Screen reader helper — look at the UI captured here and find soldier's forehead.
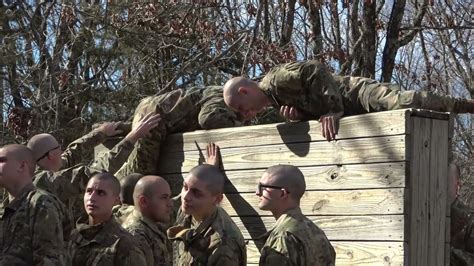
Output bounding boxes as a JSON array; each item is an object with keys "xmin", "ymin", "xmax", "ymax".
[{"xmin": 87, "ymin": 178, "xmax": 112, "ymax": 189}]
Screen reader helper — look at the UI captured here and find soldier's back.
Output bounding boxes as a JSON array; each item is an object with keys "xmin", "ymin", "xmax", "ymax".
[
  {"xmin": 123, "ymin": 209, "xmax": 173, "ymax": 266},
  {"xmin": 0, "ymin": 185, "xmax": 68, "ymax": 265},
  {"xmin": 260, "ymin": 207, "xmax": 335, "ymax": 266}
]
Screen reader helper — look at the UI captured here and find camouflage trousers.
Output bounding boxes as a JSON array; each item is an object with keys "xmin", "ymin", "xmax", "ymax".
[
  {"xmin": 336, "ymin": 76, "xmax": 468, "ymax": 116},
  {"xmin": 115, "ymin": 89, "xmax": 201, "ymax": 179}
]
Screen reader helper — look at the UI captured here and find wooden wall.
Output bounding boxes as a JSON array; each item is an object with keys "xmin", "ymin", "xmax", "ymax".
[{"xmin": 98, "ymin": 109, "xmax": 452, "ymax": 265}]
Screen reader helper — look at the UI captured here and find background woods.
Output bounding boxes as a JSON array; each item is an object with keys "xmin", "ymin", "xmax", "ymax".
[{"xmin": 1, "ymin": 0, "xmax": 472, "ymax": 204}]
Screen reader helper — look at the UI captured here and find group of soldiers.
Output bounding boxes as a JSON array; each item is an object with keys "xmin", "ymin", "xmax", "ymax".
[{"xmin": 1, "ymin": 59, "xmax": 473, "ymax": 265}]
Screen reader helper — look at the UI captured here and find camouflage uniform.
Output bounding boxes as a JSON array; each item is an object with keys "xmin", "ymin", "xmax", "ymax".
[
  {"xmin": 34, "ymin": 136, "xmax": 135, "ymax": 222},
  {"xmin": 167, "ymin": 207, "xmax": 247, "ymax": 266},
  {"xmin": 68, "ymin": 216, "xmax": 147, "ymax": 266},
  {"xmin": 260, "ymin": 60, "xmax": 470, "ymax": 119},
  {"xmin": 0, "ymin": 184, "xmax": 68, "ymax": 265},
  {"xmin": 112, "ymin": 203, "xmax": 135, "ymax": 225},
  {"xmin": 115, "ymin": 86, "xmax": 240, "ymax": 178},
  {"xmin": 450, "ymin": 198, "xmax": 474, "ymax": 265},
  {"xmin": 259, "ymin": 207, "xmax": 335, "ymax": 266},
  {"xmin": 123, "ymin": 209, "xmax": 173, "ymax": 266}
]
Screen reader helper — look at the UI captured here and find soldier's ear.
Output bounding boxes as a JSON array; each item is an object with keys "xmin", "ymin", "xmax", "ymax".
[{"xmin": 214, "ymin": 193, "xmax": 223, "ymax": 205}]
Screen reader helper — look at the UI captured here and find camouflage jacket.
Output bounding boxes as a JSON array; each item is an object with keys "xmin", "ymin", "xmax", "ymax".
[
  {"xmin": 260, "ymin": 60, "xmax": 344, "ymax": 119},
  {"xmin": 123, "ymin": 209, "xmax": 173, "ymax": 266},
  {"xmin": 259, "ymin": 207, "xmax": 335, "ymax": 266},
  {"xmin": 134, "ymin": 86, "xmax": 240, "ymax": 134},
  {"xmin": 168, "ymin": 207, "xmax": 247, "ymax": 266},
  {"xmin": 33, "ymin": 137, "xmax": 134, "ymax": 221},
  {"xmin": 68, "ymin": 216, "xmax": 146, "ymax": 266},
  {"xmin": 451, "ymin": 198, "xmax": 474, "ymax": 265},
  {"xmin": 0, "ymin": 184, "xmax": 68, "ymax": 265},
  {"xmin": 112, "ymin": 204, "xmax": 135, "ymax": 224},
  {"xmin": 259, "ymin": 60, "xmax": 414, "ymax": 119},
  {"xmin": 61, "ymin": 129, "xmax": 108, "ymax": 168}
]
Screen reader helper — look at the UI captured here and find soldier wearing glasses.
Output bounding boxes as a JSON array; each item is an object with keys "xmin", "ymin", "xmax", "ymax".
[
  {"xmin": 26, "ymin": 115, "xmax": 160, "ymax": 221},
  {"xmin": 256, "ymin": 164, "xmax": 335, "ymax": 266}
]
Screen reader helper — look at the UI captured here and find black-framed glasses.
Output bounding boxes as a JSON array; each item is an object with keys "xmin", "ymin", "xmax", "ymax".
[
  {"xmin": 257, "ymin": 182, "xmax": 289, "ymax": 195},
  {"xmin": 36, "ymin": 146, "xmax": 60, "ymax": 162}
]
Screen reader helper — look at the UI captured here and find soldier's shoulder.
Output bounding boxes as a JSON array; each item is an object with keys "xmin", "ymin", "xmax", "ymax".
[
  {"xmin": 212, "ymin": 208, "xmax": 245, "ymax": 244},
  {"xmin": 28, "ymin": 188, "xmax": 62, "ymax": 208}
]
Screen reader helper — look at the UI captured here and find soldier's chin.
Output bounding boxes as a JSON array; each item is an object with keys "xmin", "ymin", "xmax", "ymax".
[{"xmin": 181, "ymin": 205, "xmax": 193, "ymax": 214}]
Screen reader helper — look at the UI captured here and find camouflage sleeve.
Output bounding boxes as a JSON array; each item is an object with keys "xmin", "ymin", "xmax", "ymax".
[
  {"xmin": 198, "ymin": 90, "xmax": 238, "ymax": 130},
  {"xmin": 260, "ymin": 232, "xmax": 335, "ymax": 266},
  {"xmin": 261, "ymin": 60, "xmax": 344, "ymax": 117},
  {"xmin": 88, "ymin": 138, "xmax": 134, "ymax": 174},
  {"xmin": 33, "ymin": 166, "xmax": 88, "ymax": 204},
  {"xmin": 207, "ymin": 240, "xmax": 245, "ymax": 266},
  {"xmin": 30, "ymin": 192, "xmax": 67, "ymax": 265},
  {"xmin": 61, "ymin": 130, "xmax": 107, "ymax": 168}
]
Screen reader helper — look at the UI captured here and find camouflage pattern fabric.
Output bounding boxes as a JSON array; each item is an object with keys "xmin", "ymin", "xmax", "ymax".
[
  {"xmin": 0, "ymin": 184, "xmax": 69, "ymax": 265},
  {"xmin": 167, "ymin": 207, "xmax": 247, "ymax": 266},
  {"xmin": 123, "ymin": 209, "xmax": 173, "ymax": 266},
  {"xmin": 61, "ymin": 129, "xmax": 108, "ymax": 168},
  {"xmin": 115, "ymin": 86, "xmax": 240, "ymax": 178},
  {"xmin": 34, "ymin": 138, "xmax": 135, "ymax": 222},
  {"xmin": 112, "ymin": 204, "xmax": 135, "ymax": 225},
  {"xmin": 260, "ymin": 60, "xmax": 468, "ymax": 119},
  {"xmin": 258, "ymin": 207, "xmax": 335, "ymax": 266},
  {"xmin": 68, "ymin": 217, "xmax": 146, "ymax": 266},
  {"xmin": 451, "ymin": 198, "xmax": 474, "ymax": 265}
]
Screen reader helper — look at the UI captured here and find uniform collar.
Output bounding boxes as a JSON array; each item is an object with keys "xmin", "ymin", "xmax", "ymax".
[{"xmin": 4, "ymin": 183, "xmax": 35, "ymax": 211}]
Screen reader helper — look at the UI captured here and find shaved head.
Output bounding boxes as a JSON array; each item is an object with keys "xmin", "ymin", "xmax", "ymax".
[
  {"xmin": 89, "ymin": 172, "xmax": 121, "ymax": 196},
  {"xmin": 265, "ymin": 164, "xmax": 306, "ymax": 201},
  {"xmin": 0, "ymin": 144, "xmax": 36, "ymax": 175},
  {"xmin": 120, "ymin": 173, "xmax": 143, "ymax": 205},
  {"xmin": 223, "ymin": 77, "xmax": 256, "ymax": 106},
  {"xmin": 188, "ymin": 164, "xmax": 225, "ymax": 195},
  {"xmin": 133, "ymin": 175, "xmax": 169, "ymax": 204},
  {"xmin": 27, "ymin": 133, "xmax": 59, "ymax": 161},
  {"xmin": 133, "ymin": 175, "xmax": 172, "ymax": 223}
]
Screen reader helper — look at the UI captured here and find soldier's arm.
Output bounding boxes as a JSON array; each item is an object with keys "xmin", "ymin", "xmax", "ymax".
[
  {"xmin": 30, "ymin": 193, "xmax": 67, "ymax": 265},
  {"xmin": 61, "ymin": 122, "xmax": 123, "ymax": 168},
  {"xmin": 89, "ymin": 113, "xmax": 161, "ymax": 174}
]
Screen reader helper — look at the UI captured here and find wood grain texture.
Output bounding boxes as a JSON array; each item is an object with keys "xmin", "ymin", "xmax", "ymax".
[
  {"xmin": 428, "ymin": 119, "xmax": 449, "ymax": 265},
  {"xmin": 162, "ymin": 162, "xmax": 406, "ymax": 194},
  {"xmin": 221, "ymin": 188, "xmax": 405, "ymax": 216},
  {"xmin": 409, "ymin": 117, "xmax": 431, "ymax": 266},
  {"xmin": 162, "ymin": 109, "xmax": 410, "ymax": 152},
  {"xmin": 231, "ymin": 215, "xmax": 404, "ymax": 241},
  {"xmin": 158, "ymin": 136, "xmax": 407, "ymax": 174},
  {"xmin": 246, "ymin": 241, "xmax": 405, "ymax": 265}
]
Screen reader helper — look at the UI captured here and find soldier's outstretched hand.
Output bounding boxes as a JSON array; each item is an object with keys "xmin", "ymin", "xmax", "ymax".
[
  {"xmin": 319, "ymin": 111, "xmax": 343, "ymax": 141},
  {"xmin": 95, "ymin": 121, "xmax": 124, "ymax": 136},
  {"xmin": 125, "ymin": 112, "xmax": 161, "ymax": 143},
  {"xmin": 205, "ymin": 142, "xmax": 221, "ymax": 168},
  {"xmin": 280, "ymin": 105, "xmax": 304, "ymax": 121}
]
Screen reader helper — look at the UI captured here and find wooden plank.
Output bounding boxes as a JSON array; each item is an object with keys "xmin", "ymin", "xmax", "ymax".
[
  {"xmin": 231, "ymin": 215, "xmax": 404, "ymax": 241},
  {"xmin": 220, "ymin": 188, "xmax": 405, "ymax": 216},
  {"xmin": 163, "ymin": 162, "xmax": 406, "ymax": 194},
  {"xmin": 158, "ymin": 135, "xmax": 407, "ymax": 174},
  {"xmin": 163, "ymin": 109, "xmax": 410, "ymax": 152},
  {"xmin": 429, "ymin": 119, "xmax": 449, "ymax": 266},
  {"xmin": 409, "ymin": 109, "xmax": 450, "ymax": 120},
  {"xmin": 408, "ymin": 117, "xmax": 431, "ymax": 266},
  {"xmin": 246, "ymin": 241, "xmax": 405, "ymax": 265}
]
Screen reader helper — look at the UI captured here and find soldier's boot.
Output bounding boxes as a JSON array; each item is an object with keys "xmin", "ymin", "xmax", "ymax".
[{"xmin": 417, "ymin": 91, "xmax": 474, "ymax": 113}]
